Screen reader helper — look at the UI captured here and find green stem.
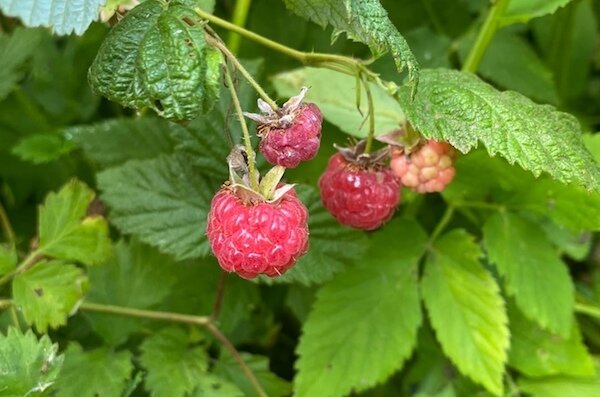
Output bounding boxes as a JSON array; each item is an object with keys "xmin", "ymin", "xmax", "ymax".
[
  {"xmin": 211, "ymin": 271, "xmax": 228, "ymax": 320},
  {"xmin": 207, "ymin": 34, "xmax": 278, "ymax": 109},
  {"xmin": 574, "ymin": 302, "xmax": 600, "ymax": 319},
  {"xmin": 227, "ymin": 0, "xmax": 252, "ymax": 55},
  {"xmin": 429, "ymin": 205, "xmax": 455, "ymax": 243},
  {"xmin": 462, "ymin": 0, "xmax": 510, "ymax": 73},
  {"xmin": 223, "ymin": 65, "xmax": 259, "ymax": 191},
  {"xmin": 195, "ymin": 7, "xmax": 369, "ymax": 76},
  {"xmin": 0, "ymin": 250, "xmax": 41, "ymax": 287},
  {"xmin": 362, "ymin": 75, "xmax": 376, "ymax": 153},
  {"xmin": 0, "ymin": 202, "xmax": 15, "ymax": 245},
  {"xmin": 79, "ymin": 301, "xmax": 267, "ymax": 397}
]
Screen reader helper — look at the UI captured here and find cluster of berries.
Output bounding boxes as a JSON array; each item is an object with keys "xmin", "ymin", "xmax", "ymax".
[{"xmin": 206, "ymin": 88, "xmax": 456, "ymax": 279}]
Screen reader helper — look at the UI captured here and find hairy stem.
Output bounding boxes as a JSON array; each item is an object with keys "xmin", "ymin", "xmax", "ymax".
[
  {"xmin": 0, "ymin": 202, "xmax": 15, "ymax": 246},
  {"xmin": 79, "ymin": 301, "xmax": 267, "ymax": 397},
  {"xmin": 223, "ymin": 64, "xmax": 259, "ymax": 190},
  {"xmin": 206, "ymin": 322, "xmax": 268, "ymax": 397},
  {"xmin": 429, "ymin": 205, "xmax": 455, "ymax": 244},
  {"xmin": 362, "ymin": 75, "xmax": 376, "ymax": 153},
  {"xmin": 462, "ymin": 0, "xmax": 510, "ymax": 73},
  {"xmin": 207, "ymin": 34, "xmax": 278, "ymax": 109},
  {"xmin": 0, "ymin": 250, "xmax": 41, "ymax": 288},
  {"xmin": 227, "ymin": 0, "xmax": 253, "ymax": 55}
]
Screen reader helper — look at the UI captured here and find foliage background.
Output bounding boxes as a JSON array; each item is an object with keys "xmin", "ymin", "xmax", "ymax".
[{"xmin": 1, "ymin": 0, "xmax": 600, "ymax": 396}]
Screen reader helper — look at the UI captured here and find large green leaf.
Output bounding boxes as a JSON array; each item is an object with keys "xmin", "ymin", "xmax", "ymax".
[
  {"xmin": 38, "ymin": 180, "xmax": 111, "ymax": 265},
  {"xmin": 483, "ymin": 212, "xmax": 574, "ymax": 336},
  {"xmin": 140, "ymin": 327, "xmax": 211, "ymax": 397},
  {"xmin": 89, "ymin": 0, "xmax": 222, "ymax": 121},
  {"xmin": 0, "ymin": 0, "xmax": 104, "ymax": 35},
  {"xmin": 501, "ymin": 0, "xmax": 574, "ymax": 25},
  {"xmin": 398, "ymin": 69, "xmax": 600, "ymax": 191},
  {"xmin": 13, "ymin": 261, "xmax": 88, "ymax": 333},
  {"xmin": 260, "ymin": 185, "xmax": 368, "ymax": 285},
  {"xmin": 283, "ymin": 0, "xmax": 419, "ymax": 91},
  {"xmin": 97, "ymin": 154, "xmax": 218, "ymax": 260},
  {"xmin": 272, "ymin": 67, "xmax": 404, "ymax": 138},
  {"xmin": 508, "ymin": 304, "xmax": 594, "ymax": 377},
  {"xmin": 55, "ymin": 344, "xmax": 133, "ymax": 397},
  {"xmin": 509, "ymin": 179, "xmax": 600, "ymax": 231},
  {"xmin": 518, "ymin": 368, "xmax": 600, "ymax": 397},
  {"xmin": 0, "ymin": 27, "xmax": 44, "ymax": 101},
  {"xmin": 85, "ymin": 240, "xmax": 178, "ymax": 345},
  {"xmin": 67, "ymin": 117, "xmax": 175, "ymax": 168},
  {"xmin": 294, "ymin": 219, "xmax": 426, "ymax": 397},
  {"xmin": 0, "ymin": 328, "xmax": 63, "ymax": 397},
  {"xmin": 422, "ymin": 230, "xmax": 509, "ymax": 396}
]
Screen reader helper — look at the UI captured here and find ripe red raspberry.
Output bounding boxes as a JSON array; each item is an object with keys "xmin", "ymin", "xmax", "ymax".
[
  {"xmin": 391, "ymin": 140, "xmax": 456, "ymax": 193},
  {"xmin": 245, "ymin": 87, "xmax": 322, "ymax": 168},
  {"xmin": 319, "ymin": 153, "xmax": 401, "ymax": 230},
  {"xmin": 206, "ymin": 186, "xmax": 309, "ymax": 279}
]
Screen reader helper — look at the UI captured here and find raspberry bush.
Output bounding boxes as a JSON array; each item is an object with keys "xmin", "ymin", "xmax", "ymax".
[{"xmin": 1, "ymin": 1, "xmax": 600, "ymax": 396}]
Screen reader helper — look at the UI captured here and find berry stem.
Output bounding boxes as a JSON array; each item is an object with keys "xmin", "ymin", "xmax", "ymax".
[
  {"xmin": 194, "ymin": 7, "xmax": 382, "ymax": 83},
  {"xmin": 227, "ymin": 0, "xmax": 252, "ymax": 55},
  {"xmin": 362, "ymin": 75, "xmax": 376, "ymax": 154},
  {"xmin": 206, "ymin": 33, "xmax": 279, "ymax": 110},
  {"xmin": 0, "ymin": 202, "xmax": 15, "ymax": 246},
  {"xmin": 428, "ymin": 205, "xmax": 455, "ymax": 244},
  {"xmin": 462, "ymin": 0, "xmax": 510, "ymax": 73},
  {"xmin": 223, "ymin": 64, "xmax": 260, "ymax": 191}
]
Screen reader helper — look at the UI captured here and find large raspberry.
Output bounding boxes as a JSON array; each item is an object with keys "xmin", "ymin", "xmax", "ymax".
[
  {"xmin": 319, "ymin": 153, "xmax": 401, "ymax": 230},
  {"xmin": 391, "ymin": 140, "xmax": 456, "ymax": 193},
  {"xmin": 245, "ymin": 87, "xmax": 322, "ymax": 168},
  {"xmin": 206, "ymin": 186, "xmax": 309, "ymax": 279}
]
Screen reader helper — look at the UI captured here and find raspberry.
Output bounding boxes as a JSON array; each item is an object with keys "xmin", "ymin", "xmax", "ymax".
[
  {"xmin": 319, "ymin": 153, "xmax": 401, "ymax": 230},
  {"xmin": 390, "ymin": 140, "xmax": 456, "ymax": 193},
  {"xmin": 245, "ymin": 87, "xmax": 322, "ymax": 168},
  {"xmin": 259, "ymin": 103, "xmax": 322, "ymax": 168},
  {"xmin": 206, "ymin": 186, "xmax": 309, "ymax": 279}
]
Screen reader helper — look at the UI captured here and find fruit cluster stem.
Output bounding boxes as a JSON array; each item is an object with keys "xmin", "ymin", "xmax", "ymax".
[
  {"xmin": 223, "ymin": 64, "xmax": 260, "ymax": 191},
  {"xmin": 362, "ymin": 76, "xmax": 376, "ymax": 154},
  {"xmin": 462, "ymin": 0, "xmax": 510, "ymax": 73}
]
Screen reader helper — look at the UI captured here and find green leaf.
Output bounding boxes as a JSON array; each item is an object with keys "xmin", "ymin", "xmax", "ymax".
[
  {"xmin": 294, "ymin": 219, "xmax": 426, "ymax": 397},
  {"xmin": 272, "ymin": 67, "xmax": 404, "ymax": 138},
  {"xmin": 0, "ymin": 243, "xmax": 17, "ymax": 276},
  {"xmin": 85, "ymin": 240, "xmax": 178, "ymax": 345},
  {"xmin": 398, "ymin": 69, "xmax": 600, "ymax": 191},
  {"xmin": 422, "ymin": 230, "xmax": 508, "ymax": 396},
  {"xmin": 55, "ymin": 344, "xmax": 133, "ymax": 397},
  {"xmin": 518, "ymin": 368, "xmax": 600, "ymax": 397},
  {"xmin": 508, "ymin": 304, "xmax": 594, "ymax": 377},
  {"xmin": 260, "ymin": 185, "xmax": 368, "ymax": 285},
  {"xmin": 67, "ymin": 117, "xmax": 175, "ymax": 168},
  {"xmin": 190, "ymin": 375, "xmax": 243, "ymax": 397},
  {"xmin": 584, "ymin": 134, "xmax": 600, "ymax": 161},
  {"xmin": 460, "ymin": 30, "xmax": 558, "ymax": 104},
  {"xmin": 483, "ymin": 212, "xmax": 574, "ymax": 336},
  {"xmin": 12, "ymin": 134, "xmax": 75, "ymax": 164},
  {"xmin": 215, "ymin": 353, "xmax": 291, "ymax": 397},
  {"xmin": 140, "ymin": 327, "xmax": 209, "ymax": 397},
  {"xmin": 0, "ymin": 0, "xmax": 102, "ymax": 35},
  {"xmin": 510, "ymin": 179, "xmax": 600, "ymax": 231},
  {"xmin": 0, "ymin": 328, "xmax": 63, "ymax": 397},
  {"xmin": 501, "ymin": 0, "xmax": 573, "ymax": 26},
  {"xmin": 38, "ymin": 180, "xmax": 111, "ymax": 265},
  {"xmin": 97, "ymin": 154, "xmax": 218, "ymax": 260},
  {"xmin": 88, "ymin": 0, "xmax": 222, "ymax": 121},
  {"xmin": 283, "ymin": 0, "xmax": 419, "ymax": 92},
  {"xmin": 13, "ymin": 260, "xmax": 89, "ymax": 333},
  {"xmin": 0, "ymin": 27, "xmax": 44, "ymax": 101}
]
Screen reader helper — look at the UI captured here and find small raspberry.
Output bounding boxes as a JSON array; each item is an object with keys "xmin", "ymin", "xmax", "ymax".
[
  {"xmin": 206, "ymin": 186, "xmax": 309, "ymax": 279},
  {"xmin": 391, "ymin": 140, "xmax": 456, "ymax": 193},
  {"xmin": 319, "ymin": 153, "xmax": 401, "ymax": 231},
  {"xmin": 245, "ymin": 87, "xmax": 323, "ymax": 168}
]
